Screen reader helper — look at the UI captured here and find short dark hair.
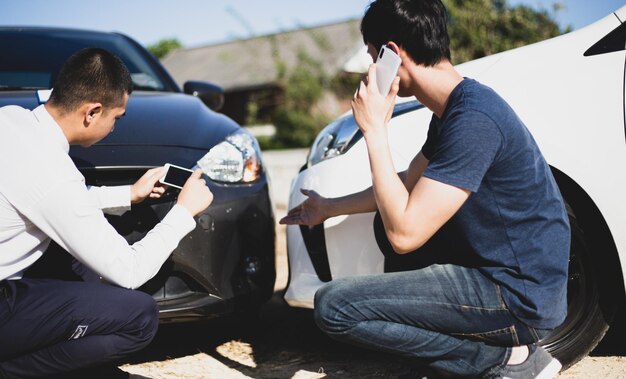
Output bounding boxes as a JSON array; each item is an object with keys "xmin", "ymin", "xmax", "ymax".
[
  {"xmin": 48, "ymin": 48, "xmax": 133, "ymax": 113},
  {"xmin": 361, "ymin": 0, "xmax": 451, "ymax": 66}
]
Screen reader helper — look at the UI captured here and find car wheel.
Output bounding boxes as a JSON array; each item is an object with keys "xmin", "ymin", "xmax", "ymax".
[{"xmin": 539, "ymin": 204, "xmax": 615, "ymax": 369}]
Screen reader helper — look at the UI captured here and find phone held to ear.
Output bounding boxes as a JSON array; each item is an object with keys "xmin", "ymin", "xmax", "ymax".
[
  {"xmin": 376, "ymin": 45, "xmax": 401, "ymax": 96},
  {"xmin": 159, "ymin": 163, "xmax": 194, "ymax": 189}
]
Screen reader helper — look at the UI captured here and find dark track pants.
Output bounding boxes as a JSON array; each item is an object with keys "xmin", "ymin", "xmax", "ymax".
[{"xmin": 0, "ymin": 250, "xmax": 159, "ymax": 378}]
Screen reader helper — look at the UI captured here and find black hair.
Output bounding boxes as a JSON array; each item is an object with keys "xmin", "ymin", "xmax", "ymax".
[
  {"xmin": 361, "ymin": 0, "xmax": 451, "ymax": 66},
  {"xmin": 48, "ymin": 48, "xmax": 133, "ymax": 113}
]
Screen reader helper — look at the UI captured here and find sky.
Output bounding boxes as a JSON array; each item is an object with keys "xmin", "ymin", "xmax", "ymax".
[{"xmin": 0, "ymin": 0, "xmax": 624, "ymax": 48}]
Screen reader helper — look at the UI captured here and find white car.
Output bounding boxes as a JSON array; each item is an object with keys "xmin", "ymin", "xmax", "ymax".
[{"xmin": 283, "ymin": 5, "xmax": 626, "ymax": 369}]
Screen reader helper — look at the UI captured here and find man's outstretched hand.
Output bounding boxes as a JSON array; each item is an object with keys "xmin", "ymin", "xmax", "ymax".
[{"xmin": 279, "ymin": 189, "xmax": 329, "ymax": 226}]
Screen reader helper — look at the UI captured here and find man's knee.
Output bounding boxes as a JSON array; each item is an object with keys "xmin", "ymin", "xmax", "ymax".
[
  {"xmin": 121, "ymin": 290, "xmax": 159, "ymax": 351},
  {"xmin": 314, "ymin": 280, "xmax": 355, "ymax": 335}
]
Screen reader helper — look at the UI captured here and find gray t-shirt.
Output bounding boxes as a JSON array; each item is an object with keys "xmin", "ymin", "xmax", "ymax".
[{"xmin": 422, "ymin": 78, "xmax": 570, "ymax": 329}]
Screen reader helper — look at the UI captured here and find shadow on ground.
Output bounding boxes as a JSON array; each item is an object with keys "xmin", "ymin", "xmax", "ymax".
[
  {"xmin": 124, "ymin": 293, "xmax": 418, "ymax": 379},
  {"xmin": 124, "ymin": 291, "xmax": 626, "ymax": 379}
]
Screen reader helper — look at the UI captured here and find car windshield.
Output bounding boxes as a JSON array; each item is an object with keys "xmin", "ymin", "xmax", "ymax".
[{"xmin": 0, "ymin": 29, "xmax": 170, "ymax": 92}]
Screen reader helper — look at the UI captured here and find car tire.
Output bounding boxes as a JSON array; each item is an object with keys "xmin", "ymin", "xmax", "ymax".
[{"xmin": 539, "ymin": 204, "xmax": 616, "ymax": 369}]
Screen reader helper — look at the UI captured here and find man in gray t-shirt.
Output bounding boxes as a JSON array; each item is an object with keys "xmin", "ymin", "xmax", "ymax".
[
  {"xmin": 421, "ymin": 78, "xmax": 569, "ymax": 330},
  {"xmin": 281, "ymin": 1, "xmax": 569, "ymax": 378}
]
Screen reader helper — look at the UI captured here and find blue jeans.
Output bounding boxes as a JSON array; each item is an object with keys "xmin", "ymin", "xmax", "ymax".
[{"xmin": 314, "ymin": 264, "xmax": 549, "ymax": 377}]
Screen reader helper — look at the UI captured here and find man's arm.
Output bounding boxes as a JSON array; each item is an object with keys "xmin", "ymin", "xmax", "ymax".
[
  {"xmin": 279, "ymin": 185, "xmax": 377, "ymax": 226},
  {"xmin": 86, "ymin": 167, "xmax": 167, "ymax": 215},
  {"xmin": 402, "ymin": 151, "xmax": 429, "ymax": 191},
  {"xmin": 86, "ymin": 186, "xmax": 131, "ymax": 215},
  {"xmin": 362, "ymin": 131, "xmax": 469, "ymax": 253},
  {"xmin": 23, "ymin": 169, "xmax": 211, "ymax": 289},
  {"xmin": 352, "ymin": 65, "xmax": 470, "ymax": 254},
  {"xmin": 279, "ymin": 151, "xmax": 428, "ymax": 226}
]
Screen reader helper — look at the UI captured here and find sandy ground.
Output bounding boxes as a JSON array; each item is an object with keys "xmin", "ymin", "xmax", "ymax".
[
  {"xmin": 121, "ymin": 150, "xmax": 626, "ymax": 378},
  {"xmin": 121, "ymin": 219, "xmax": 626, "ymax": 379}
]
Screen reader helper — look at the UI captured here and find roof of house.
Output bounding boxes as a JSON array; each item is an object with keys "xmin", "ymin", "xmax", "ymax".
[{"xmin": 161, "ymin": 19, "xmax": 364, "ymax": 92}]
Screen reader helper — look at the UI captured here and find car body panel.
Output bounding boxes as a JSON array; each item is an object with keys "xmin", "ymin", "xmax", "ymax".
[
  {"xmin": 463, "ymin": 11, "xmax": 626, "ymax": 273},
  {"xmin": 0, "ymin": 91, "xmax": 239, "ymax": 157}
]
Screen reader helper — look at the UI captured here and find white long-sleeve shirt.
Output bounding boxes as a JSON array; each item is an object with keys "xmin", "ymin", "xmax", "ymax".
[{"xmin": 0, "ymin": 104, "xmax": 196, "ymax": 288}]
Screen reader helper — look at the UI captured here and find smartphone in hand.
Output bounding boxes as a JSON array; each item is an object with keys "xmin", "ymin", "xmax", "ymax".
[
  {"xmin": 375, "ymin": 45, "xmax": 401, "ymax": 96},
  {"xmin": 159, "ymin": 163, "xmax": 194, "ymax": 189}
]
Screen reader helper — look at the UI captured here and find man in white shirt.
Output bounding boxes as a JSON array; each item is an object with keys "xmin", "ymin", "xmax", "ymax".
[{"xmin": 0, "ymin": 48, "xmax": 213, "ymax": 378}]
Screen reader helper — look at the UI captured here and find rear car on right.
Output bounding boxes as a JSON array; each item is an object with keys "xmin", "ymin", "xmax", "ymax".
[{"xmin": 284, "ymin": 5, "xmax": 626, "ymax": 369}]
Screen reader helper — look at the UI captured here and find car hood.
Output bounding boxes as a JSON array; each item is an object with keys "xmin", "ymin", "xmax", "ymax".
[
  {"xmin": 106, "ymin": 92, "xmax": 240, "ymax": 148},
  {"xmin": 0, "ymin": 90, "xmax": 241, "ymax": 168},
  {"xmin": 0, "ymin": 90, "xmax": 239, "ymax": 148}
]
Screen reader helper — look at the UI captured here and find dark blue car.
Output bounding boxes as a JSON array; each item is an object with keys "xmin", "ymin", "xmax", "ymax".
[{"xmin": 0, "ymin": 27, "xmax": 276, "ymax": 322}]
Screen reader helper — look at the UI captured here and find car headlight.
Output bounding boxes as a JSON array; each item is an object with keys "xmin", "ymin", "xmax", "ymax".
[
  {"xmin": 197, "ymin": 129, "xmax": 262, "ymax": 183},
  {"xmin": 307, "ymin": 100, "xmax": 425, "ymax": 168},
  {"xmin": 307, "ymin": 115, "xmax": 359, "ymax": 167}
]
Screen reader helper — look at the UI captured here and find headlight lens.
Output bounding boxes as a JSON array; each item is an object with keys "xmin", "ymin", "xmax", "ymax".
[
  {"xmin": 307, "ymin": 115, "xmax": 359, "ymax": 167},
  {"xmin": 197, "ymin": 129, "xmax": 262, "ymax": 183},
  {"xmin": 307, "ymin": 100, "xmax": 425, "ymax": 168}
]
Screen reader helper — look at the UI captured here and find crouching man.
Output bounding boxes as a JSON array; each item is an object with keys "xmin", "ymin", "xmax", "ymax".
[
  {"xmin": 0, "ymin": 48, "xmax": 213, "ymax": 378},
  {"xmin": 281, "ymin": 1, "xmax": 570, "ymax": 378}
]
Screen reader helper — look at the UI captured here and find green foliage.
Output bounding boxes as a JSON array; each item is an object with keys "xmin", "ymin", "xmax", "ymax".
[
  {"xmin": 245, "ymin": 89, "xmax": 275, "ymax": 125},
  {"xmin": 283, "ymin": 52, "xmax": 325, "ymax": 110},
  {"xmin": 268, "ymin": 108, "xmax": 329, "ymax": 149},
  {"xmin": 260, "ymin": 0, "xmax": 565, "ymax": 150},
  {"xmin": 306, "ymin": 29, "xmax": 332, "ymax": 53},
  {"xmin": 268, "ymin": 34, "xmax": 290, "ymax": 81},
  {"xmin": 147, "ymin": 38, "xmax": 182, "ymax": 59},
  {"xmin": 268, "ymin": 50, "xmax": 331, "ymax": 149},
  {"xmin": 330, "ymin": 72, "xmax": 362, "ymax": 98},
  {"xmin": 444, "ymin": 0, "xmax": 563, "ymax": 63}
]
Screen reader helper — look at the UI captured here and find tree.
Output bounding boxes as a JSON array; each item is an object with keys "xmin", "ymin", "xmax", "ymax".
[
  {"xmin": 444, "ymin": 0, "xmax": 565, "ymax": 63},
  {"xmin": 270, "ymin": 51, "xmax": 330, "ymax": 149},
  {"xmin": 147, "ymin": 38, "xmax": 182, "ymax": 60}
]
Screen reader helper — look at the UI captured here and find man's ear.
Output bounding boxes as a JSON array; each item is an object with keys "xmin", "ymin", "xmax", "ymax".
[
  {"xmin": 386, "ymin": 41, "xmax": 414, "ymax": 66},
  {"xmin": 386, "ymin": 41, "xmax": 401, "ymax": 55},
  {"xmin": 82, "ymin": 102, "xmax": 103, "ymax": 126}
]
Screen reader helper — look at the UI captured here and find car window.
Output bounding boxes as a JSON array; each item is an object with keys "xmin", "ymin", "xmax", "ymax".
[
  {"xmin": 0, "ymin": 30, "xmax": 168, "ymax": 91},
  {"xmin": 584, "ymin": 21, "xmax": 626, "ymax": 57}
]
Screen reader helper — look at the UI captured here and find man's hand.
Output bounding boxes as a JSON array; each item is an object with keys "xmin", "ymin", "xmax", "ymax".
[
  {"xmin": 131, "ymin": 167, "xmax": 167, "ymax": 204},
  {"xmin": 177, "ymin": 169, "xmax": 213, "ymax": 216},
  {"xmin": 351, "ymin": 64, "xmax": 399, "ymax": 138},
  {"xmin": 279, "ymin": 189, "xmax": 329, "ymax": 226}
]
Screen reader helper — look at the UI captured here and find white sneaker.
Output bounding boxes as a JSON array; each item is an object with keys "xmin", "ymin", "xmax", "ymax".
[{"xmin": 497, "ymin": 345, "xmax": 562, "ymax": 379}]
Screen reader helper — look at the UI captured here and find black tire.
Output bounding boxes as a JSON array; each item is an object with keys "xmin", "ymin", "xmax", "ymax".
[{"xmin": 539, "ymin": 204, "xmax": 615, "ymax": 369}]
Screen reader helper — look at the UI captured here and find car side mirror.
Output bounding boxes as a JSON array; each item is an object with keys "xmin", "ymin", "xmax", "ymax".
[{"xmin": 183, "ymin": 81, "xmax": 225, "ymax": 111}]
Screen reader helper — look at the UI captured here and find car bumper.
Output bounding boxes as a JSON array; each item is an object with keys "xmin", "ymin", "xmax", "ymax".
[
  {"xmin": 283, "ymin": 107, "xmax": 430, "ymax": 308},
  {"xmin": 107, "ymin": 177, "xmax": 276, "ymax": 323},
  {"xmin": 283, "ymin": 151, "xmax": 384, "ymax": 309}
]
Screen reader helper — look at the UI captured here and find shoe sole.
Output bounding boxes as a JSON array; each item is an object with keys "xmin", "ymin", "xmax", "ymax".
[
  {"xmin": 535, "ymin": 359, "xmax": 562, "ymax": 379},
  {"xmin": 502, "ymin": 358, "xmax": 562, "ymax": 379}
]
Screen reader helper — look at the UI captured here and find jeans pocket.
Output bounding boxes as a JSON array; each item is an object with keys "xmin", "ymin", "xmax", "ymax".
[{"xmin": 452, "ymin": 324, "xmax": 520, "ymax": 346}]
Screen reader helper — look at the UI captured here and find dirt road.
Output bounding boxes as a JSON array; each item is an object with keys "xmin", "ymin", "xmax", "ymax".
[
  {"xmin": 122, "ymin": 222, "xmax": 626, "ymax": 379},
  {"xmin": 122, "ymin": 297, "xmax": 626, "ymax": 379}
]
